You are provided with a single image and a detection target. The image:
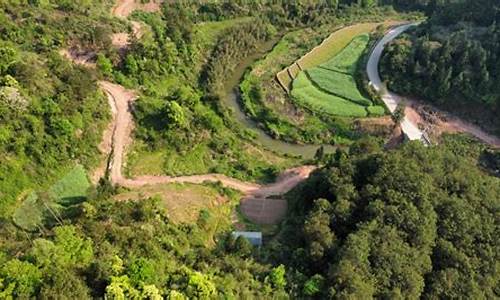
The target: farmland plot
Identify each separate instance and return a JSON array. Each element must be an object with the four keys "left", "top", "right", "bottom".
[
  {"left": 306, "top": 68, "right": 372, "bottom": 106},
  {"left": 291, "top": 73, "right": 368, "bottom": 117},
  {"left": 290, "top": 32, "right": 387, "bottom": 118}
]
